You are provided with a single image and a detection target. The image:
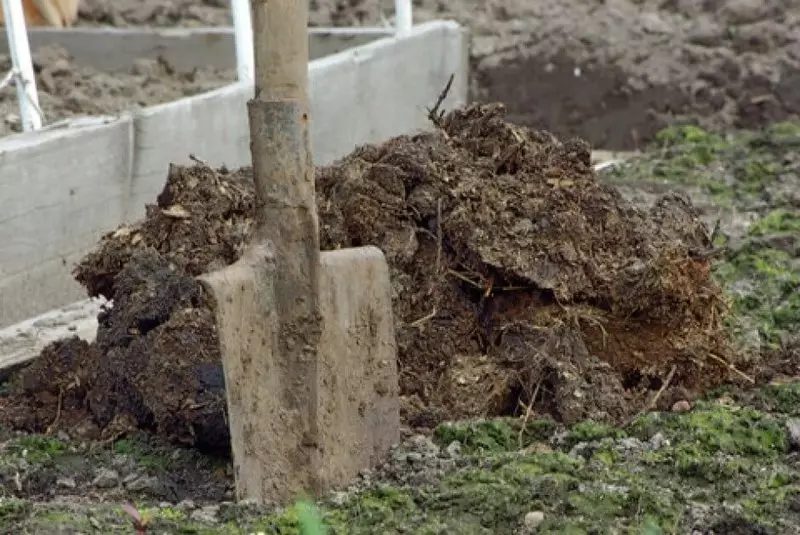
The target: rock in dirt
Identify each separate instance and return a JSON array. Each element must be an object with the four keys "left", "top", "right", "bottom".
[
  {"left": 3, "top": 103, "right": 737, "bottom": 450},
  {"left": 91, "top": 468, "right": 120, "bottom": 488}
]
